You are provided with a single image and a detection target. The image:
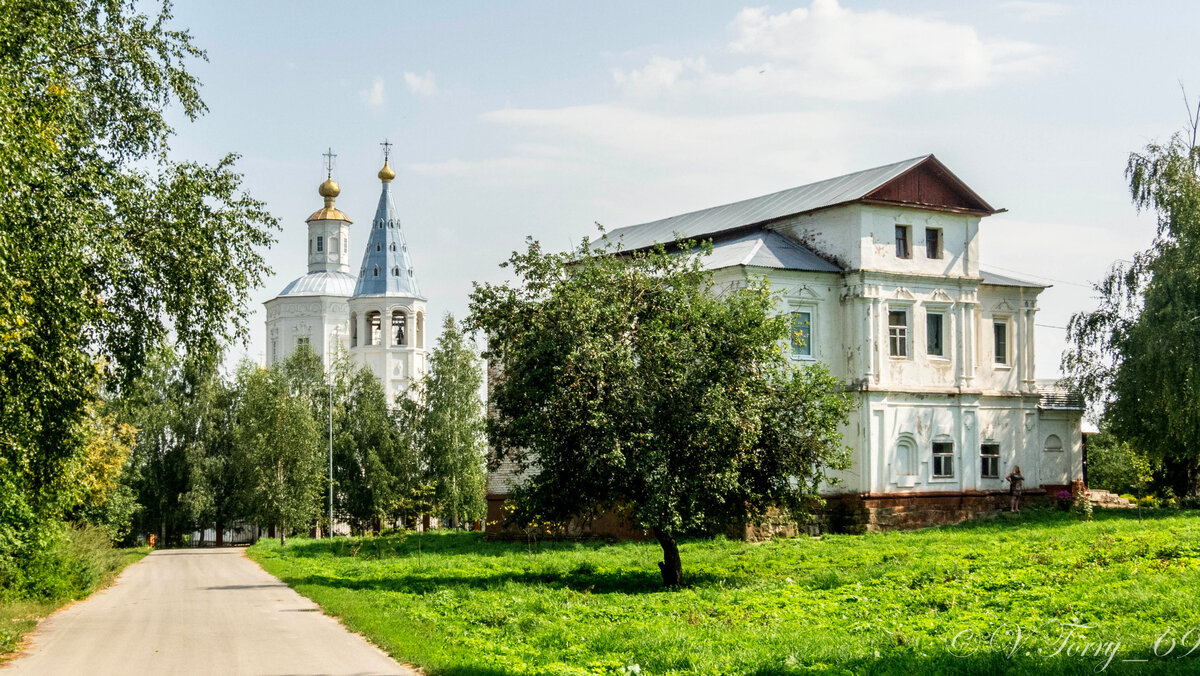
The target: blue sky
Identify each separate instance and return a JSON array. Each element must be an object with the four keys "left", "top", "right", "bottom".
[{"left": 165, "top": 1, "right": 1200, "bottom": 377}]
